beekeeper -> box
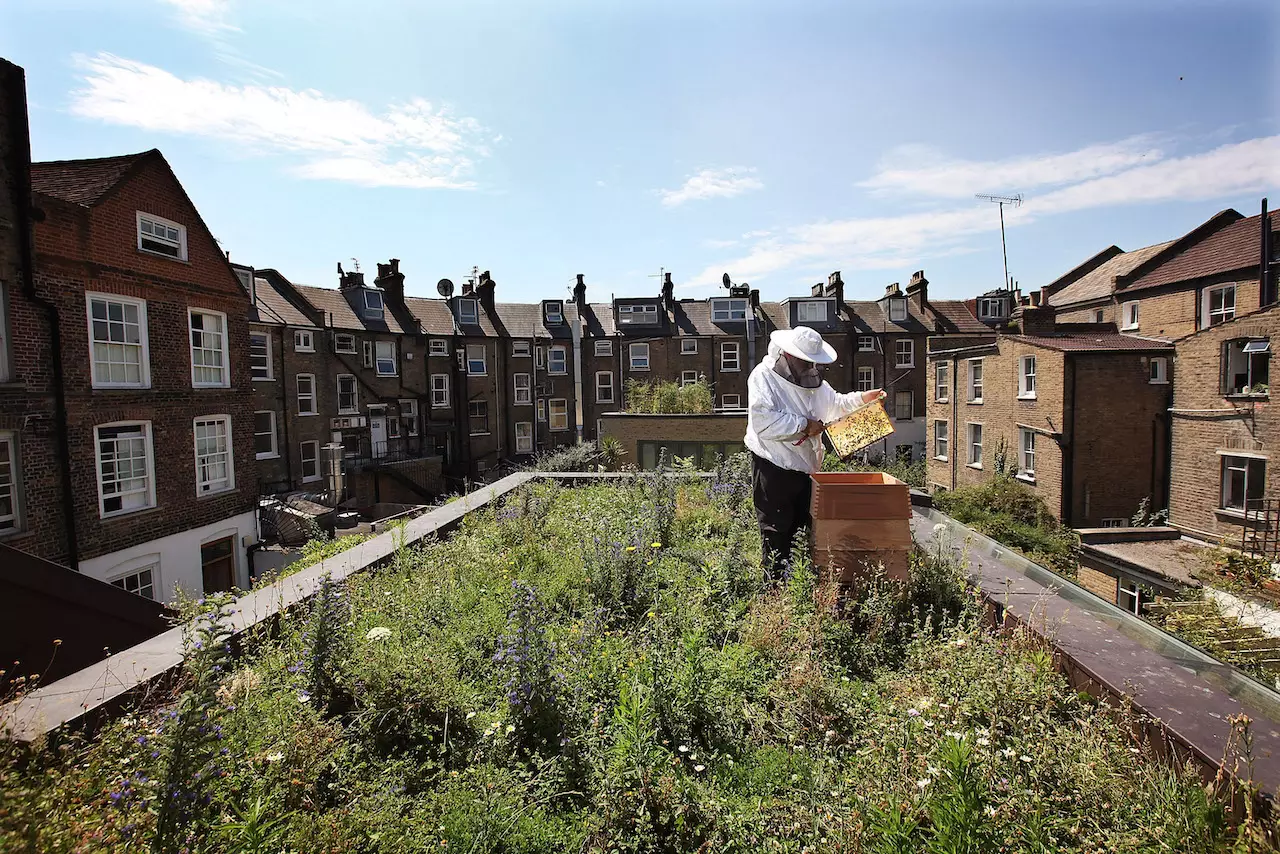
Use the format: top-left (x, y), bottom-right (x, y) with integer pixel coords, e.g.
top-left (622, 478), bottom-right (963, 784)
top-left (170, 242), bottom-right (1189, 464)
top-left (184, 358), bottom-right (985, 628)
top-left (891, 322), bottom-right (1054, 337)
top-left (744, 326), bottom-right (885, 571)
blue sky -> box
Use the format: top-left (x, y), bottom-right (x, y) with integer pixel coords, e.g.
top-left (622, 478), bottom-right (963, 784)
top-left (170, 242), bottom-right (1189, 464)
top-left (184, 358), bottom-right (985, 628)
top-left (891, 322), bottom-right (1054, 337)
top-left (3, 0), bottom-right (1278, 304)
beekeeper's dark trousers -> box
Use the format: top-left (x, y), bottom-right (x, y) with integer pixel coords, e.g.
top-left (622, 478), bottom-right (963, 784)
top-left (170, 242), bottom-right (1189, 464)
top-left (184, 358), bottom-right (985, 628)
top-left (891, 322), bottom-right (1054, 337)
top-left (752, 452), bottom-right (812, 574)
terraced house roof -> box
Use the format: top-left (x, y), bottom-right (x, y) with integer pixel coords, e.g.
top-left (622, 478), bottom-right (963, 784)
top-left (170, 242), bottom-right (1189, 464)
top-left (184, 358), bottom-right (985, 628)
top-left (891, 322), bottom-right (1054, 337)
top-left (29, 150), bottom-right (153, 205)
top-left (1048, 240), bottom-right (1174, 308)
top-left (1004, 332), bottom-right (1174, 352)
top-left (1125, 210), bottom-right (1279, 292)
top-left (293, 284), bottom-right (408, 335)
top-left (250, 276), bottom-right (315, 328)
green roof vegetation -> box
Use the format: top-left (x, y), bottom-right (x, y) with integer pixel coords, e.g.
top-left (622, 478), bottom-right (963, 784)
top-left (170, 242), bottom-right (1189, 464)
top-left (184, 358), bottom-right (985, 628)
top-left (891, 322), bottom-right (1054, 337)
top-left (0, 472), bottom-right (1251, 851)
top-left (623, 379), bottom-right (714, 414)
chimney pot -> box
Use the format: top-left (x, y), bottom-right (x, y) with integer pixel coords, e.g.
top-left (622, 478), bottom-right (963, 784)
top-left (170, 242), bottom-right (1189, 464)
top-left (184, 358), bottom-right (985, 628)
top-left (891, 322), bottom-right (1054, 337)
top-left (576, 273), bottom-right (585, 286)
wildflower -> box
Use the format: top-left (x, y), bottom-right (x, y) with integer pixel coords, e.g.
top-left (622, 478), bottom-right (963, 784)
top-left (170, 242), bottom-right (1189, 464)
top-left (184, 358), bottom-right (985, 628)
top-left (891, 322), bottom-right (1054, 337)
top-left (265, 752), bottom-right (284, 763)
top-left (506, 724), bottom-right (516, 734)
top-left (924, 720), bottom-right (935, 729)
top-left (977, 737), bottom-right (991, 747)
top-left (1019, 755), bottom-right (1033, 763)
top-left (625, 546), bottom-right (637, 552)
top-left (466, 711), bottom-right (476, 720)
top-left (1001, 747), bottom-right (1016, 758)
top-left (694, 764), bottom-right (705, 772)
top-left (907, 708), bottom-right (921, 718)
top-left (825, 729), bottom-right (836, 740)
top-left (916, 778), bottom-right (930, 789)
top-left (678, 745), bottom-right (689, 753)
top-left (927, 765), bottom-right (940, 777)
top-left (952, 638), bottom-right (967, 648)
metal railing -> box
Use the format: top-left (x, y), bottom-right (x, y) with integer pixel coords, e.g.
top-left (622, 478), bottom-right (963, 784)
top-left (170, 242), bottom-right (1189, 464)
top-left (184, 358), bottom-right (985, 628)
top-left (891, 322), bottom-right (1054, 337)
top-left (1241, 498), bottom-right (1280, 559)
top-left (342, 437), bottom-right (439, 471)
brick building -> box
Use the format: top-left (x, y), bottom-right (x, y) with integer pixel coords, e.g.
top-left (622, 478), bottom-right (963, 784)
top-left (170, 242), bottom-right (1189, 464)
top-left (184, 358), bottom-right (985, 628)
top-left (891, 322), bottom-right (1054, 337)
top-left (0, 59), bottom-right (72, 565)
top-left (27, 149), bottom-right (257, 601)
top-left (926, 308), bottom-right (1174, 527)
top-left (1044, 240), bottom-right (1172, 325)
top-left (598, 413), bottom-right (748, 469)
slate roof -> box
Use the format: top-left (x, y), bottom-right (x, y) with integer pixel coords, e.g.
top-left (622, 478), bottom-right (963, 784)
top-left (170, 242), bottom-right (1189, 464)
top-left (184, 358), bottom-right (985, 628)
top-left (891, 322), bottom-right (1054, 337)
top-left (843, 300), bottom-right (931, 335)
top-left (250, 277), bottom-right (315, 327)
top-left (927, 300), bottom-right (988, 334)
top-left (1125, 210), bottom-right (1279, 292)
top-left (404, 296), bottom-right (460, 336)
top-left (294, 284), bottom-right (407, 334)
top-left (577, 303), bottom-right (616, 337)
top-left (1048, 241), bottom-right (1174, 308)
top-left (30, 150), bottom-right (154, 206)
top-left (1004, 332), bottom-right (1173, 352)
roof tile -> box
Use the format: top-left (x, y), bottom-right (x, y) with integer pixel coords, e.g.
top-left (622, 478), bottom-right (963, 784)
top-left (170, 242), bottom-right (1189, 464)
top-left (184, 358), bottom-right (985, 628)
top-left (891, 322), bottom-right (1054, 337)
top-left (30, 151), bottom-right (154, 206)
top-left (1125, 211), bottom-right (1278, 291)
top-left (1048, 241), bottom-right (1173, 308)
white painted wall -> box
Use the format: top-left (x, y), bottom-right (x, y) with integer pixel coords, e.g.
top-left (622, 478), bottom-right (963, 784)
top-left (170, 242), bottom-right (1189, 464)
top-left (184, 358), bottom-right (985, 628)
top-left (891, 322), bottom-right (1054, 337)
top-left (79, 510), bottom-right (258, 604)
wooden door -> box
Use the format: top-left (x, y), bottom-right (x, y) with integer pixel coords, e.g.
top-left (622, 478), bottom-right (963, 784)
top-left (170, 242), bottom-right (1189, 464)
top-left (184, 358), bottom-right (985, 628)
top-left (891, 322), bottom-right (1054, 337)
top-left (201, 536), bottom-right (236, 593)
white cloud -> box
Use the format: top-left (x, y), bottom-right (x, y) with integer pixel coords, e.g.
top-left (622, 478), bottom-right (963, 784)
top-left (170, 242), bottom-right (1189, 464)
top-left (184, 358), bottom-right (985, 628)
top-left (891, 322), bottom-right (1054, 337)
top-left (687, 135), bottom-right (1278, 291)
top-left (660, 167), bottom-right (762, 206)
top-left (70, 53), bottom-right (490, 189)
top-left (158, 0), bottom-right (237, 35)
top-left (702, 238), bottom-right (740, 249)
top-left (859, 136), bottom-right (1163, 198)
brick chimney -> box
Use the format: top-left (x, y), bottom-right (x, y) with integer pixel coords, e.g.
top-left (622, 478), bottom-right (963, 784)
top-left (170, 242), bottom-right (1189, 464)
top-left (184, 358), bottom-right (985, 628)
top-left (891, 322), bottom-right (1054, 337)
top-left (476, 270), bottom-right (496, 312)
top-left (811, 282), bottom-right (824, 297)
top-left (374, 258), bottom-right (404, 304)
top-left (661, 272), bottom-right (674, 311)
top-left (572, 273), bottom-right (586, 305)
top-left (884, 282), bottom-right (901, 297)
top-left (1019, 305), bottom-right (1056, 335)
top-left (337, 261), bottom-right (365, 291)
top-left (825, 271), bottom-right (845, 312)
top-left (906, 269), bottom-right (928, 309)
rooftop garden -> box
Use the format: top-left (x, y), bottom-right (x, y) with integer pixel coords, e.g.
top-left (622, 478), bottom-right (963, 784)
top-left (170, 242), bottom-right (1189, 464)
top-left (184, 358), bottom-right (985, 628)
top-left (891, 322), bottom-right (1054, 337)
top-left (623, 379), bottom-right (714, 414)
top-left (1, 468), bottom-right (1263, 852)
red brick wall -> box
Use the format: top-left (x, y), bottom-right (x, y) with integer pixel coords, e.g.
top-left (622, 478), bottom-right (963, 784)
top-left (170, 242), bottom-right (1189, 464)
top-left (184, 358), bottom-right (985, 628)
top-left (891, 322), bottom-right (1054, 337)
top-left (1169, 306), bottom-right (1280, 541)
top-left (31, 156), bottom-right (256, 562)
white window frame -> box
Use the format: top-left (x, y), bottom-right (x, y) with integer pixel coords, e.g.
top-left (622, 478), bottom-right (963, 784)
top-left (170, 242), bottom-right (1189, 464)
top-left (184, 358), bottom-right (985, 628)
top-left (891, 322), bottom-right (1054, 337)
top-left (431, 374), bottom-right (450, 408)
top-left (1018, 429), bottom-right (1036, 482)
top-left (935, 361), bottom-right (950, 402)
top-left (375, 340), bottom-right (397, 376)
top-left (296, 374), bottom-right (317, 415)
top-left (967, 423), bottom-right (983, 469)
top-left (535, 346), bottom-right (546, 369)
top-left (858, 336), bottom-right (875, 352)
top-left (189, 309), bottom-right (230, 388)
top-left (544, 301), bottom-right (564, 324)
top-left (337, 374), bottom-right (358, 414)
top-left (136, 211), bottom-right (187, 261)
top-left (362, 340), bottom-right (375, 369)
top-left (514, 373), bottom-right (532, 405)
top-left (681, 339), bottom-right (698, 355)
top-left (618, 303), bottom-right (660, 324)
top-left (857, 366), bottom-right (874, 392)
top-left (334, 332), bottom-right (357, 354)
top-left (681, 370), bottom-right (699, 387)
top-left (299, 440), bottom-right (321, 483)
top-left (968, 358), bottom-right (984, 403)
top-left (458, 298), bottom-right (479, 325)
top-left (548, 346), bottom-right (568, 375)
top-left (721, 341), bottom-right (741, 371)
top-left (194, 415), bottom-right (235, 496)
top-left (469, 400), bottom-right (489, 435)
top-left (889, 298), bottom-right (907, 322)
top-left (595, 340), bottom-right (614, 356)
top-left (894, 390), bottom-right (913, 421)
top-left (1100, 518), bottom-right (1128, 528)
top-left (1094, 309), bottom-right (1105, 323)
top-left (293, 329), bottom-right (314, 352)
top-left (1118, 578), bottom-right (1150, 615)
top-left (512, 341), bottom-right (532, 358)
top-left (1221, 455), bottom-right (1266, 513)
top-left (254, 410), bottom-right (278, 459)
top-left (977, 297), bottom-right (1005, 320)
top-left (95, 422), bottom-right (156, 518)
top-left (109, 558), bottom-right (159, 601)
top-left (515, 422), bottom-right (534, 454)
top-left (362, 289), bottom-right (384, 320)
top-left (549, 399), bottom-right (569, 432)
top-left (721, 394), bottom-right (742, 409)
top-left (249, 331), bottom-right (273, 381)
top-left (537, 399), bottom-right (546, 422)
top-left (895, 339), bottom-right (914, 368)
top-left (466, 344), bottom-right (487, 375)
top-left (1203, 284), bottom-right (1237, 328)
top-left (1018, 355), bottom-right (1037, 399)
top-left (798, 301), bottom-right (828, 323)
top-left (0, 431), bottom-right (20, 534)
top-left (87, 293), bottom-right (150, 389)
top-left (387, 414), bottom-right (400, 439)
top-left (933, 420), bottom-right (949, 461)
top-left (399, 399), bottom-right (419, 436)
top-left (711, 298), bottom-right (748, 322)
top-left (630, 342), bottom-right (650, 371)
top-left (430, 338), bottom-right (449, 356)
top-left (595, 371), bottom-right (614, 403)
top-left (1149, 357), bottom-right (1168, 384)
top-left (1121, 301), bottom-right (1140, 331)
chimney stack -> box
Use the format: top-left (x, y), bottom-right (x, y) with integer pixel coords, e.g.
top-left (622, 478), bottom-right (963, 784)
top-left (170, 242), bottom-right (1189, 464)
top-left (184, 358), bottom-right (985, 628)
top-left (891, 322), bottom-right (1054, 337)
top-left (337, 262), bottom-right (365, 291)
top-left (476, 270), bottom-right (496, 311)
top-left (1019, 305), bottom-right (1056, 335)
top-left (906, 269), bottom-right (929, 308)
top-left (811, 282), bottom-right (824, 297)
top-left (826, 270), bottom-right (845, 312)
top-left (374, 258), bottom-right (405, 304)
top-left (661, 272), bottom-right (674, 310)
top-left (573, 273), bottom-right (586, 305)
top-left (884, 282), bottom-right (901, 297)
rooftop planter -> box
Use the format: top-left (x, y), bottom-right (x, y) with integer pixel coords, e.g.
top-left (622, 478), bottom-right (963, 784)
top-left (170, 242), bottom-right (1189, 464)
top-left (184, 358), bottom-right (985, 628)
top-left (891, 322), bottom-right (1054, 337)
top-left (2, 471), bottom-right (1276, 851)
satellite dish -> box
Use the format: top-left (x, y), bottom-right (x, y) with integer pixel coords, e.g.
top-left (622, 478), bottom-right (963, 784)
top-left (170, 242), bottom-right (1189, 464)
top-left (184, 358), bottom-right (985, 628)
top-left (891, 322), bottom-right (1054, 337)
top-left (437, 278), bottom-right (455, 298)
top-left (722, 272), bottom-right (731, 289)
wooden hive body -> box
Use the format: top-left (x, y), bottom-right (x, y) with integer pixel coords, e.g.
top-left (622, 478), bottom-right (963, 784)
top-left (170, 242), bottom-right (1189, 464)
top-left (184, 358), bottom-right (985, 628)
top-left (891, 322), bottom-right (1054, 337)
top-left (809, 472), bottom-right (912, 586)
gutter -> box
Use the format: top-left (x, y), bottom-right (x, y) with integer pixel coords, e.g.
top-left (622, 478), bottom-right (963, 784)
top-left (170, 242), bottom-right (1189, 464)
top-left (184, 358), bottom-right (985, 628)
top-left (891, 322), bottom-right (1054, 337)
top-left (10, 66), bottom-right (79, 570)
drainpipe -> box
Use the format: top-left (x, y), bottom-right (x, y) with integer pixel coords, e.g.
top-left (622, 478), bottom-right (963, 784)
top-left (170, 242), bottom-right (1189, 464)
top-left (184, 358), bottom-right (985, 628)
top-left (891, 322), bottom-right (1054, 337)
top-left (951, 358), bottom-right (959, 490)
top-left (278, 326), bottom-right (293, 487)
top-left (1062, 357), bottom-right (1077, 524)
top-left (617, 332), bottom-right (625, 410)
top-left (571, 312), bottom-right (584, 444)
top-left (11, 68), bottom-right (79, 569)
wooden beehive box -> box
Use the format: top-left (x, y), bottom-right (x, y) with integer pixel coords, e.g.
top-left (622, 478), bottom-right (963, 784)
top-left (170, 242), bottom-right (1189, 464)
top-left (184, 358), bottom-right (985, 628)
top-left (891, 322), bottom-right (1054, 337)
top-left (810, 471), bottom-right (912, 587)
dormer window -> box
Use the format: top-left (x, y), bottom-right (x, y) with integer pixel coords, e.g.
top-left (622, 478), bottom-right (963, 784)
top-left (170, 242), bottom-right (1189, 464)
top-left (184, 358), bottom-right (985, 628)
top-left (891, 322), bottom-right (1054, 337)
top-left (712, 298), bottom-right (748, 322)
top-left (458, 298), bottom-right (479, 325)
top-left (977, 298), bottom-right (1006, 320)
top-left (617, 304), bottom-right (659, 325)
top-left (137, 212), bottom-right (187, 261)
top-left (797, 301), bottom-right (828, 323)
top-left (362, 289), bottom-right (384, 320)
top-left (544, 301), bottom-right (564, 325)
top-left (888, 297), bottom-right (907, 322)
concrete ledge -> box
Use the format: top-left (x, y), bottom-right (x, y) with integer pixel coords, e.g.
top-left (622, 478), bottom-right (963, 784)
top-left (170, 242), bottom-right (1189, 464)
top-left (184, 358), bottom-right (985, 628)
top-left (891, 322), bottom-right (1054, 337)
top-left (1077, 526), bottom-right (1183, 544)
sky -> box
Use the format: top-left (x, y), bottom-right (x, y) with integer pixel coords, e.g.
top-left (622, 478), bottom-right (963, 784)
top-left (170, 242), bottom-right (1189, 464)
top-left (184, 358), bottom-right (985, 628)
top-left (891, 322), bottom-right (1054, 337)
top-left (2, 0), bottom-right (1279, 305)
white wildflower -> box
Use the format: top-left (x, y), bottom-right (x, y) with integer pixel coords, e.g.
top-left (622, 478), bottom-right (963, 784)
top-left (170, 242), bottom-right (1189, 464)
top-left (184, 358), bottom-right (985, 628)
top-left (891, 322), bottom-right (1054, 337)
top-left (678, 745), bottom-right (689, 753)
top-left (506, 724), bottom-right (516, 734)
top-left (977, 738), bottom-right (991, 747)
top-left (694, 764), bottom-right (706, 772)
top-left (266, 752), bottom-right (283, 763)
top-left (1020, 755), bottom-right (1033, 763)
top-left (366, 626), bottom-right (392, 641)
top-left (465, 711), bottom-right (476, 720)
top-left (917, 778), bottom-right (931, 789)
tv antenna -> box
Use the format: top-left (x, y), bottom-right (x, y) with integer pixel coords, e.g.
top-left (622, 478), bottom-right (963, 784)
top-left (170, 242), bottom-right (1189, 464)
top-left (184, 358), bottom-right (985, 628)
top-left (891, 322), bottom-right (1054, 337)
top-left (647, 266), bottom-right (666, 288)
top-left (975, 193), bottom-right (1023, 290)
top-left (349, 257), bottom-right (361, 273)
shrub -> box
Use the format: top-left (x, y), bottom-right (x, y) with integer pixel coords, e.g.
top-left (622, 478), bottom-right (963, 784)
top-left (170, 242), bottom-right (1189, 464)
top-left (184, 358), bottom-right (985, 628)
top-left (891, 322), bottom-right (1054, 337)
top-left (623, 379), bottom-right (713, 414)
top-left (934, 475), bottom-right (1079, 576)
top-left (823, 450), bottom-right (926, 489)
